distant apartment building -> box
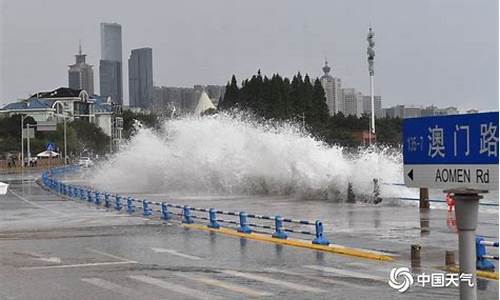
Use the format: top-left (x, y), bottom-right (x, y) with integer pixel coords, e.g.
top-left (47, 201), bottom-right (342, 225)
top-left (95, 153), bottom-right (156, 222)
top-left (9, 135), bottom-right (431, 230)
top-left (383, 104), bottom-right (459, 118)
top-left (341, 88), bottom-right (363, 117)
top-left (68, 44), bottom-right (94, 96)
top-left (319, 61), bottom-right (342, 115)
top-left (362, 95), bottom-right (382, 118)
top-left (128, 48), bottom-right (153, 109)
top-left (99, 22), bottom-right (123, 104)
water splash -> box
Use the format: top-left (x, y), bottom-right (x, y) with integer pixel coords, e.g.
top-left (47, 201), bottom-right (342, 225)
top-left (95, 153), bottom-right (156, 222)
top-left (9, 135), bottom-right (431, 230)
top-left (90, 112), bottom-right (408, 200)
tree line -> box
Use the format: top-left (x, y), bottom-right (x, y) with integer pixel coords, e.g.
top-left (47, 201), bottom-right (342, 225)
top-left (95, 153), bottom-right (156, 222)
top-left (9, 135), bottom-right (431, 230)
top-left (218, 71), bottom-right (402, 146)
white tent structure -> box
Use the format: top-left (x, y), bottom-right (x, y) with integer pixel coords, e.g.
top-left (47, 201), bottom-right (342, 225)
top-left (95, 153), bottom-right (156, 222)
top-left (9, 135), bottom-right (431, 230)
top-left (194, 91), bottom-right (216, 115)
top-left (36, 150), bottom-right (60, 157)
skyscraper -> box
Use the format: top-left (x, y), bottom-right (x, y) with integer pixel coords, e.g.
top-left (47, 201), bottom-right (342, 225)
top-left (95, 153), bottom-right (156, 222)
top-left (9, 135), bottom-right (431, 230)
top-left (99, 22), bottom-right (123, 104)
top-left (68, 43), bottom-right (94, 95)
top-left (128, 48), bottom-right (153, 108)
top-left (319, 61), bottom-right (342, 115)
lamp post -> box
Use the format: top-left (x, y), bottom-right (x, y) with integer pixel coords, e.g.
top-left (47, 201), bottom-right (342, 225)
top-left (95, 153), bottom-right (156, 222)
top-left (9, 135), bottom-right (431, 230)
top-left (367, 27), bottom-right (376, 144)
top-left (54, 113), bottom-right (68, 165)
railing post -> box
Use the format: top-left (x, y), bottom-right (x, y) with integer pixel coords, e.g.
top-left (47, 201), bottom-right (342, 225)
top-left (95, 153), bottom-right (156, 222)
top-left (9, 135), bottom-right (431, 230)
top-left (94, 192), bottom-right (100, 206)
top-left (207, 208), bottom-right (220, 229)
top-left (161, 202), bottom-right (170, 221)
top-left (272, 216), bottom-right (288, 239)
top-left (237, 212), bottom-right (252, 234)
top-left (182, 205), bottom-right (194, 224)
top-left (115, 195), bottom-right (122, 211)
top-left (312, 220), bottom-right (330, 245)
top-left (476, 237), bottom-right (495, 271)
top-left (143, 200), bottom-right (152, 217)
top-left (127, 197), bottom-right (135, 214)
top-left (104, 193), bottom-right (110, 208)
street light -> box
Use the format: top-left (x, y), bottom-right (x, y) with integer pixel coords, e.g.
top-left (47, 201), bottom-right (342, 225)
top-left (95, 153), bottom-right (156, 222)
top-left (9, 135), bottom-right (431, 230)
top-left (20, 114), bottom-right (28, 168)
top-left (54, 113), bottom-right (69, 165)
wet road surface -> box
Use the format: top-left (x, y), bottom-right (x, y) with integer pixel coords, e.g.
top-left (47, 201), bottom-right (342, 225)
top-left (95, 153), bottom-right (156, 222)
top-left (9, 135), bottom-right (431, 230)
top-left (0, 170), bottom-right (498, 299)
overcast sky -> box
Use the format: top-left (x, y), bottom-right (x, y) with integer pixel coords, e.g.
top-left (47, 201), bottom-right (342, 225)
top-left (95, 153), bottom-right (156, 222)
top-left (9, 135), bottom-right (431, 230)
top-left (0, 0), bottom-right (498, 111)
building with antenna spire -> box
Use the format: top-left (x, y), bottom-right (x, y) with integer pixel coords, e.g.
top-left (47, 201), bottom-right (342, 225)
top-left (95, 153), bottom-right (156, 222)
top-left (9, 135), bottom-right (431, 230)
top-left (68, 42), bottom-right (94, 95)
top-left (319, 60), bottom-right (342, 115)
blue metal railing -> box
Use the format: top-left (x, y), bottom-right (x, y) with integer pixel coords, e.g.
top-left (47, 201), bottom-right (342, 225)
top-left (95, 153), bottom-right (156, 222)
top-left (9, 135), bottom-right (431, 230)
top-left (476, 237), bottom-right (499, 271)
top-left (41, 165), bottom-right (331, 245)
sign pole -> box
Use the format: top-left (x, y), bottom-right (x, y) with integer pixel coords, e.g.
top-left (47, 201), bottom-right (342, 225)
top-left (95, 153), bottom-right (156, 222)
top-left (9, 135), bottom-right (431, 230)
top-left (446, 189), bottom-right (486, 300)
top-left (21, 116), bottom-right (24, 169)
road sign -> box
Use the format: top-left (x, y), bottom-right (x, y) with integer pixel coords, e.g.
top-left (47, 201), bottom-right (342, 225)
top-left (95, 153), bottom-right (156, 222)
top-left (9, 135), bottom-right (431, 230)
top-left (46, 143), bottom-right (55, 152)
top-left (403, 112), bottom-right (499, 190)
top-left (22, 128), bottom-right (35, 139)
top-left (37, 121), bottom-right (57, 131)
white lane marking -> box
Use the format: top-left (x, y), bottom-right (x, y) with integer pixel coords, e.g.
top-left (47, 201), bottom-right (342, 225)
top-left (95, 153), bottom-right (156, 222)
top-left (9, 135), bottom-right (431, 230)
top-left (264, 267), bottom-right (371, 290)
top-left (174, 272), bottom-right (273, 297)
top-left (9, 189), bottom-right (64, 215)
top-left (15, 251), bottom-right (61, 264)
top-left (35, 257), bottom-right (61, 263)
top-left (221, 270), bottom-right (325, 293)
top-left (150, 248), bottom-right (202, 260)
top-left (21, 261), bottom-right (136, 270)
top-left (85, 248), bottom-right (137, 263)
top-left (304, 265), bottom-right (385, 281)
top-left (81, 278), bottom-right (147, 298)
top-left (129, 275), bottom-right (224, 300)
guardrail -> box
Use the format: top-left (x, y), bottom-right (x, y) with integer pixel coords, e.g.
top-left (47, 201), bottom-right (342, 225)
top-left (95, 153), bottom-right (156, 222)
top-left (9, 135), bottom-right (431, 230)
top-left (41, 165), bottom-right (331, 245)
top-left (476, 237), bottom-right (499, 271)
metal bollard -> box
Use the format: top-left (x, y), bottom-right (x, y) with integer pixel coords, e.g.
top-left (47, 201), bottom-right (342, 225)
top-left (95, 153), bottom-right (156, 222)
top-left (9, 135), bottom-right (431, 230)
top-left (237, 212), bottom-right (252, 234)
top-left (207, 208), bottom-right (220, 229)
top-left (68, 186), bottom-right (72, 198)
top-left (272, 216), bottom-right (288, 239)
top-left (115, 195), bottom-right (122, 210)
top-left (87, 190), bottom-right (92, 202)
top-left (104, 193), bottom-right (110, 208)
top-left (94, 192), bottom-right (100, 206)
top-left (312, 220), bottom-right (330, 245)
top-left (445, 250), bottom-right (455, 267)
top-left (182, 205), bottom-right (194, 224)
top-left (143, 200), bottom-right (152, 217)
top-left (161, 203), bottom-right (170, 221)
top-left (127, 197), bottom-right (135, 214)
top-left (80, 188), bottom-right (85, 201)
top-left (411, 244), bottom-right (421, 268)
top-left (476, 237), bottom-right (495, 271)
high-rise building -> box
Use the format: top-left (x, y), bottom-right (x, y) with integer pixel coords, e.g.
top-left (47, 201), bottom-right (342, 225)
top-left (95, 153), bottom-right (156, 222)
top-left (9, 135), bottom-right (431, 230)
top-left (319, 61), bottom-right (342, 115)
top-left (128, 48), bottom-right (153, 108)
top-left (100, 22), bottom-right (123, 104)
top-left (68, 43), bottom-right (94, 95)
top-left (341, 88), bottom-right (363, 117)
top-left (362, 95), bottom-right (382, 118)
top-left (99, 60), bottom-right (122, 105)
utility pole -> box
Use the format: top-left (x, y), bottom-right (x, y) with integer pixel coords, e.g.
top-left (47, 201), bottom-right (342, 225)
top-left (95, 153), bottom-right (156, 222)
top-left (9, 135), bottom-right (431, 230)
top-left (367, 27), bottom-right (376, 144)
top-left (20, 115), bottom-right (26, 168)
top-left (63, 116), bottom-right (67, 165)
top-left (26, 123), bottom-right (32, 166)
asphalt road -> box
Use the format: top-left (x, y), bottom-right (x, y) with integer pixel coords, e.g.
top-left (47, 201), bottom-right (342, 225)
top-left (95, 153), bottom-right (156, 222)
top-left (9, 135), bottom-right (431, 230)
top-left (0, 170), bottom-right (498, 299)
